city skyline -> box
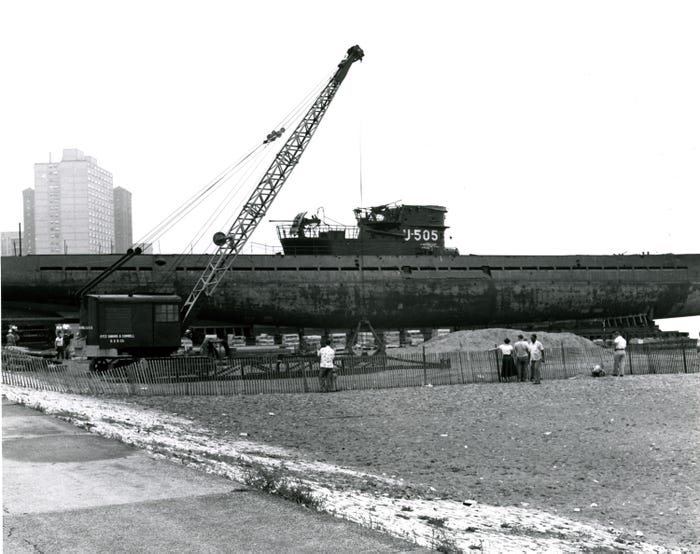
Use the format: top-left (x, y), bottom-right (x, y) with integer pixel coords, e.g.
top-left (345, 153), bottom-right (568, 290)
top-left (15, 148), bottom-right (133, 255)
top-left (2, 2), bottom-right (698, 258)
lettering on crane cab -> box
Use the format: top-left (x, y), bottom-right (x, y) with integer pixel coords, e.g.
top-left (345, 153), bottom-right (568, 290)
top-left (99, 333), bottom-right (136, 344)
top-left (404, 229), bottom-right (439, 242)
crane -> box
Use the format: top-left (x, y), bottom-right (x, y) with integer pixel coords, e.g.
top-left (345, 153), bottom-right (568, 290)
top-left (75, 46), bottom-right (363, 371)
top-left (180, 45), bottom-right (364, 323)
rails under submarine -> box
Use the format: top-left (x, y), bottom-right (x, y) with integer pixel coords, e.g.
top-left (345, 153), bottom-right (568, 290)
top-left (2, 203), bottom-right (700, 338)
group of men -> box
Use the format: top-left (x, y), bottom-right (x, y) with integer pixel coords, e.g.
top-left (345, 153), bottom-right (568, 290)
top-left (54, 327), bottom-right (74, 360)
top-left (498, 334), bottom-right (546, 384)
top-left (4, 324), bottom-right (76, 361)
top-left (500, 331), bottom-right (630, 382)
top-left (318, 330), bottom-right (618, 391)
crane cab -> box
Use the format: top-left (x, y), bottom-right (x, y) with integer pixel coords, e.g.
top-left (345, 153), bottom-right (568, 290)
top-left (80, 294), bottom-right (182, 370)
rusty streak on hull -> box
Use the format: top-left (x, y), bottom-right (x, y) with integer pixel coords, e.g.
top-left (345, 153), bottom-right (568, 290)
top-left (2, 253), bottom-right (700, 329)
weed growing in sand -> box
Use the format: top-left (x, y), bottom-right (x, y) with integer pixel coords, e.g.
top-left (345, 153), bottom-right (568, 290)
top-left (426, 516), bottom-right (448, 528)
top-left (432, 529), bottom-right (463, 553)
top-left (243, 463), bottom-right (319, 510)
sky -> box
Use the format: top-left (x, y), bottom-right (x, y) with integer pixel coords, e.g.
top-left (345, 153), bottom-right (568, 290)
top-left (1, 0), bottom-right (698, 334)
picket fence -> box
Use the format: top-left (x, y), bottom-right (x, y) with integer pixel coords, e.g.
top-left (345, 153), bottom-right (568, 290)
top-left (2, 343), bottom-right (698, 396)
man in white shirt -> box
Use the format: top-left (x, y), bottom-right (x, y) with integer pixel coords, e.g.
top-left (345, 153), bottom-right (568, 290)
top-left (528, 334), bottom-right (545, 384)
top-left (612, 331), bottom-right (627, 376)
top-left (317, 339), bottom-right (336, 392)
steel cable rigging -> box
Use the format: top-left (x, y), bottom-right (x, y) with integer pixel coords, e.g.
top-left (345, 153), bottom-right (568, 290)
top-left (136, 71), bottom-right (338, 294)
top-left (134, 72), bottom-right (332, 253)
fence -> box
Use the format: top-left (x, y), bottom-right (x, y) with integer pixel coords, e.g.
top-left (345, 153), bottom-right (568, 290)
top-left (2, 343), bottom-right (698, 397)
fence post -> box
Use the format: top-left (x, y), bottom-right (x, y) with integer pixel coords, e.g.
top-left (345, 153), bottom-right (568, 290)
top-left (628, 346), bottom-right (633, 375)
top-left (682, 345), bottom-right (688, 374)
top-left (422, 346), bottom-right (427, 385)
top-left (301, 359), bottom-right (309, 393)
top-left (560, 342), bottom-right (566, 378)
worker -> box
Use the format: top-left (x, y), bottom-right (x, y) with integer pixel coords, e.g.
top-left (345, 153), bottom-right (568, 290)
top-left (317, 339), bottom-right (336, 392)
top-left (612, 331), bottom-right (627, 376)
top-left (528, 334), bottom-right (545, 384)
top-left (5, 325), bottom-right (18, 347)
top-left (182, 329), bottom-right (194, 353)
top-left (62, 325), bottom-right (74, 360)
top-left (55, 330), bottom-right (65, 360)
top-left (513, 334), bottom-right (530, 382)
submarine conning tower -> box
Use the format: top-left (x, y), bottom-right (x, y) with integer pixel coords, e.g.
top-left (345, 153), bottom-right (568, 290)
top-left (354, 204), bottom-right (448, 249)
top-left (277, 203), bottom-right (456, 256)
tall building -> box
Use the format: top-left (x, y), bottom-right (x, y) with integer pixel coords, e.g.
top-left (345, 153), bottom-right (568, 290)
top-left (113, 186), bottom-right (133, 253)
top-left (22, 188), bottom-right (35, 255)
top-left (1, 231), bottom-right (21, 256)
top-left (26, 149), bottom-right (132, 254)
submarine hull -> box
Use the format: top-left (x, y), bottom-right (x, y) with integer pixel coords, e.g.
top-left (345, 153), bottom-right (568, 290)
top-left (2, 252), bottom-right (699, 330)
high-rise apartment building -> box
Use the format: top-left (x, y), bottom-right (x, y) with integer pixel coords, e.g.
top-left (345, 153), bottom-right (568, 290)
top-left (26, 149), bottom-right (131, 254)
top-left (113, 186), bottom-right (133, 252)
top-left (22, 188), bottom-right (35, 255)
top-left (1, 231), bottom-right (21, 256)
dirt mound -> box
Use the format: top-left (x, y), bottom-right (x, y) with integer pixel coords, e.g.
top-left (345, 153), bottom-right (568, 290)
top-left (394, 328), bottom-right (600, 354)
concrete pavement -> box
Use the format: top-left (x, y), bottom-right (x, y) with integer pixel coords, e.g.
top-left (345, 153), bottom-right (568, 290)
top-left (2, 397), bottom-right (425, 553)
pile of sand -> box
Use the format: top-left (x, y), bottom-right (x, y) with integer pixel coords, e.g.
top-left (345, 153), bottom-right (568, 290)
top-left (394, 328), bottom-right (601, 354)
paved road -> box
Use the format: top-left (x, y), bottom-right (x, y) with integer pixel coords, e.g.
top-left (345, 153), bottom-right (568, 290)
top-left (2, 397), bottom-right (425, 553)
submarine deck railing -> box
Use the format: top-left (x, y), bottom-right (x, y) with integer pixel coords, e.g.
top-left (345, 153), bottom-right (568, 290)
top-left (2, 343), bottom-right (698, 396)
top-left (276, 224), bottom-right (359, 240)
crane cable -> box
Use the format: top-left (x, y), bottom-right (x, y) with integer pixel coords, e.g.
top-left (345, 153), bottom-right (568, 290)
top-left (134, 146), bottom-right (262, 249)
top-left (209, 71), bottom-right (336, 248)
top-left (186, 145), bottom-right (273, 251)
top-left (135, 71), bottom-right (333, 252)
top-left (142, 71), bottom-right (335, 293)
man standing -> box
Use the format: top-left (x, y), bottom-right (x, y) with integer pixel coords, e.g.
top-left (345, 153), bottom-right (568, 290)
top-left (612, 331), bottom-right (627, 376)
top-left (5, 326), bottom-right (18, 347)
top-left (55, 330), bottom-right (65, 360)
top-left (528, 334), bottom-right (545, 384)
top-left (513, 334), bottom-right (530, 382)
top-left (317, 339), bottom-right (336, 392)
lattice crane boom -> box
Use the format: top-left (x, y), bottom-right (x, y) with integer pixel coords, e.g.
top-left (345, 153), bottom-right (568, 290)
top-left (181, 45), bottom-right (364, 323)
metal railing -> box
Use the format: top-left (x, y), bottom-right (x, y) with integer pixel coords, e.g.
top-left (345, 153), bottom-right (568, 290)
top-left (2, 344), bottom-right (698, 396)
top-left (276, 223), bottom-right (359, 240)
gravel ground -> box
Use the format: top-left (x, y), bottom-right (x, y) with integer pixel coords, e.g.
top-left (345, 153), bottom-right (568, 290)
top-left (393, 328), bottom-right (601, 354)
top-left (121, 373), bottom-right (700, 550)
